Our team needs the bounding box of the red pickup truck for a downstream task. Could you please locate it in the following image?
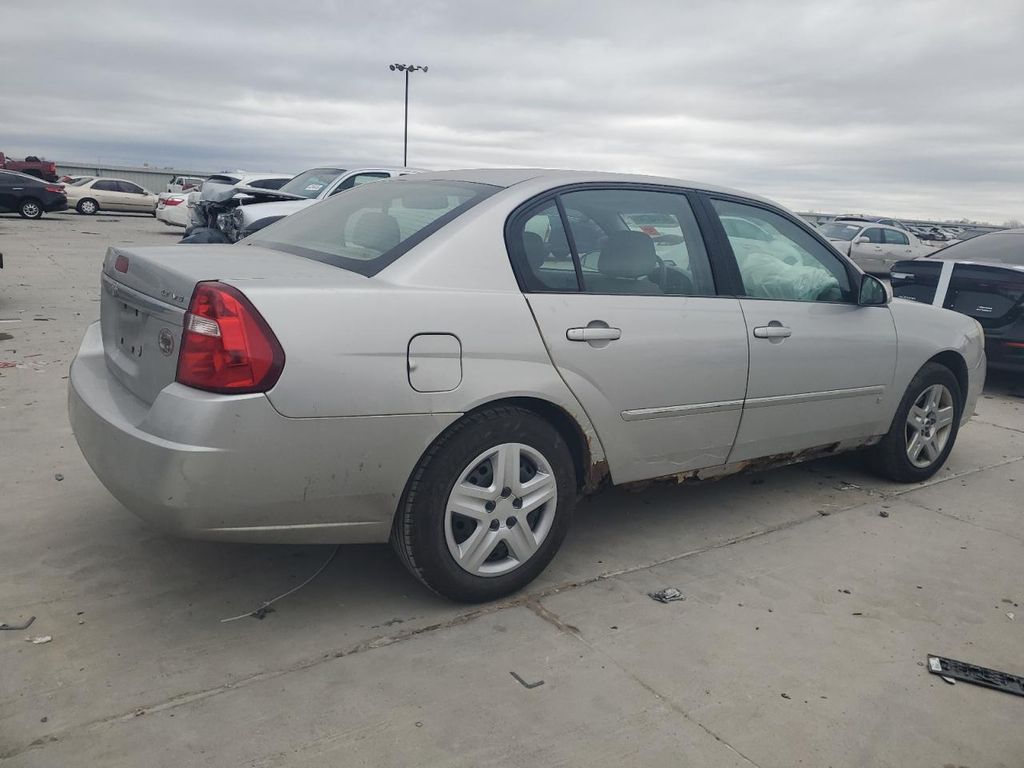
[0,152,59,182]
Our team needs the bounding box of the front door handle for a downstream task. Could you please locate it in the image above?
[753,324,792,340]
[567,327,621,342]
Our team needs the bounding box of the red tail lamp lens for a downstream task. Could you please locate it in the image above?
[175,282,284,394]
[114,255,129,273]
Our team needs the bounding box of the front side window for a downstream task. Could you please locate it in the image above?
[246,179,498,276]
[558,188,716,296]
[711,199,854,303]
[92,180,119,192]
[883,228,909,245]
[862,227,885,244]
[276,168,347,199]
[331,172,390,195]
[118,181,144,194]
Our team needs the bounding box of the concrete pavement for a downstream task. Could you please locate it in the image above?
[1,211,1022,766]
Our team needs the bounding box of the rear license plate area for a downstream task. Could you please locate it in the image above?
[116,300,147,359]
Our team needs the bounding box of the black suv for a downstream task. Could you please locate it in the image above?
[0,170,68,219]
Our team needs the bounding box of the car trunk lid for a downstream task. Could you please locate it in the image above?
[100,244,368,404]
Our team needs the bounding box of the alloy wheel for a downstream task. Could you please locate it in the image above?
[22,202,41,218]
[905,383,955,468]
[444,442,557,577]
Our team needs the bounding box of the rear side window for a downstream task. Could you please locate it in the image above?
[245,179,499,276]
[509,187,716,297]
[883,229,909,245]
[92,180,118,191]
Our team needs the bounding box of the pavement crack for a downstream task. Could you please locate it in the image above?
[525,598,581,636]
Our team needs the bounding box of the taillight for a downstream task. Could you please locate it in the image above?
[163,198,183,206]
[175,282,284,394]
[114,255,129,273]
[45,184,63,193]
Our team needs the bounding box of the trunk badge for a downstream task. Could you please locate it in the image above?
[158,328,175,356]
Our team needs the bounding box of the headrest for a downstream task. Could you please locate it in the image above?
[598,231,657,278]
[522,231,549,270]
[351,211,401,252]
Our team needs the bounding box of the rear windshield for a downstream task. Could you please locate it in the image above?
[936,231,1024,265]
[277,168,347,198]
[245,179,500,276]
[820,222,862,241]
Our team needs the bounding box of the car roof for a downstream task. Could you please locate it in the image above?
[0,169,46,183]
[401,168,771,202]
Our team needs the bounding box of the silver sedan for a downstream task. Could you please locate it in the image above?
[69,169,986,602]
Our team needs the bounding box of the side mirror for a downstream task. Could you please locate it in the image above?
[858,274,890,306]
[853,236,869,244]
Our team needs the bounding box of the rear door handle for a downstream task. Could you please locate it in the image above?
[567,327,621,342]
[753,324,792,339]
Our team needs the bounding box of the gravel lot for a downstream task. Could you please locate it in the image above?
[2,210,1022,767]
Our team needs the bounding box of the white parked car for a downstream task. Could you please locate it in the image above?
[69,169,985,602]
[165,175,204,194]
[222,166,415,242]
[820,221,930,274]
[155,193,191,228]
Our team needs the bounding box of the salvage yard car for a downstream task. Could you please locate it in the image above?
[820,220,931,274]
[0,169,67,218]
[214,165,413,242]
[69,169,985,603]
[891,227,1024,372]
[65,177,158,215]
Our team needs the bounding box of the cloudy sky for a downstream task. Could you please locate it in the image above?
[3,1,1022,222]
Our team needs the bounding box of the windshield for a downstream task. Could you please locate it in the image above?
[820,222,862,241]
[277,168,347,199]
[936,231,1024,265]
[246,179,499,276]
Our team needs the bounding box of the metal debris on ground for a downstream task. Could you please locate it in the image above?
[509,671,545,690]
[54,473,63,481]
[1007,612,1016,621]
[648,587,685,603]
[0,616,36,631]
[219,545,341,623]
[878,510,889,518]
[927,655,1024,697]
[26,635,52,644]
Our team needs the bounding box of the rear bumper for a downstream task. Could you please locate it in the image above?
[68,322,458,543]
[45,197,68,213]
[964,347,986,422]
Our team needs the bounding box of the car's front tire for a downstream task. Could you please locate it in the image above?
[392,406,576,603]
[867,362,962,482]
[77,198,98,215]
[18,198,43,219]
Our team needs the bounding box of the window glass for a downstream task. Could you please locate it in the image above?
[276,168,347,199]
[558,188,716,296]
[862,227,884,244]
[331,172,389,195]
[820,222,862,241]
[711,199,854,302]
[247,177,290,190]
[92,180,119,191]
[118,181,144,194]
[246,179,497,276]
[883,228,909,245]
[935,231,1024,265]
[511,203,580,292]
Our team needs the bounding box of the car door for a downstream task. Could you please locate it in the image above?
[701,197,897,462]
[882,227,916,269]
[0,171,16,212]
[117,181,148,211]
[511,186,750,484]
[90,179,124,210]
[849,226,889,273]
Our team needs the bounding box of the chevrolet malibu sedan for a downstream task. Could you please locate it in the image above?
[69,169,985,602]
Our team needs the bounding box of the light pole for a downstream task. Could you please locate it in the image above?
[389,63,428,167]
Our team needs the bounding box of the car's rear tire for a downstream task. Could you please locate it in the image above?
[18,198,43,219]
[77,198,98,215]
[391,406,576,603]
[867,362,962,483]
